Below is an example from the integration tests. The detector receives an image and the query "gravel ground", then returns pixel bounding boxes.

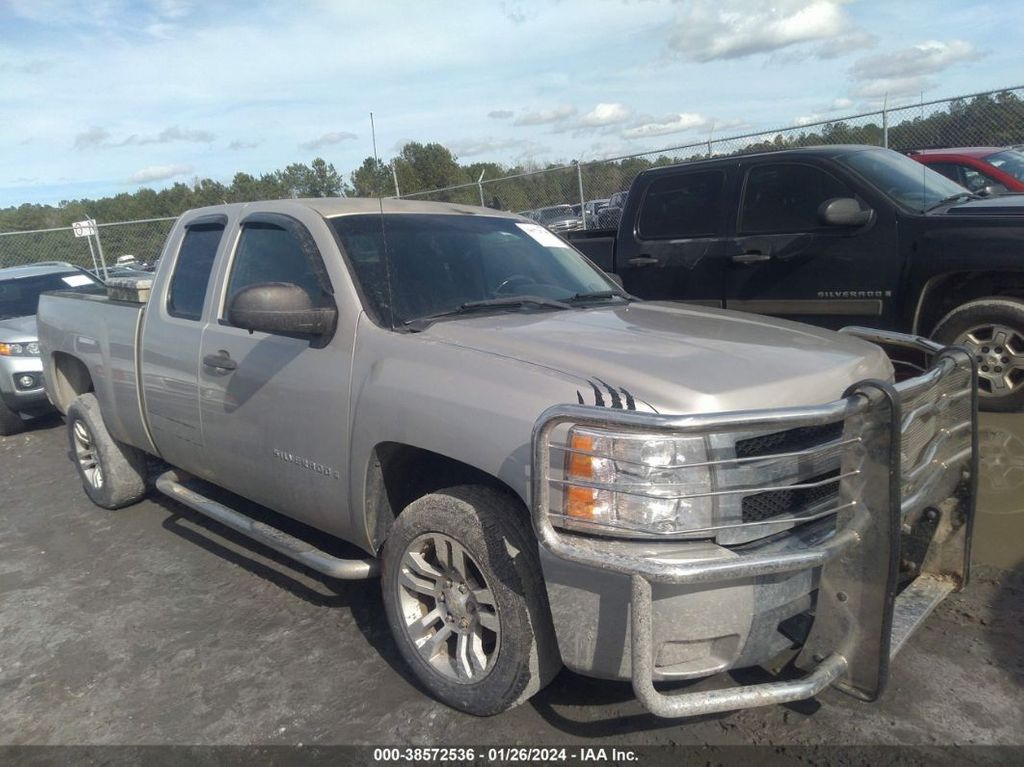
[1,412,1021,747]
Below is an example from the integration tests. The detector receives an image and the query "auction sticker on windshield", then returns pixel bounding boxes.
[62,274,93,287]
[516,222,569,249]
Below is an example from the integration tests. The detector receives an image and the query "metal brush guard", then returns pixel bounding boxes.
[531,328,978,718]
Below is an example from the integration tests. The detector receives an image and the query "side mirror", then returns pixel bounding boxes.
[228,282,336,337]
[979,184,1008,197]
[818,197,873,228]
[605,272,624,288]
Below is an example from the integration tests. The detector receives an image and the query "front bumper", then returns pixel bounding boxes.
[531,328,977,717]
[0,355,50,415]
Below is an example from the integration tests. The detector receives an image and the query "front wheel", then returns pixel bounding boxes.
[380,485,559,716]
[932,298,1024,412]
[66,393,148,509]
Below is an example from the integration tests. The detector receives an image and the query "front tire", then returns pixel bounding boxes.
[381,485,559,716]
[932,297,1024,412]
[66,393,148,509]
[0,398,25,436]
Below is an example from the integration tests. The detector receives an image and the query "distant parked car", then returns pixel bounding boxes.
[909,147,1024,194]
[596,190,628,229]
[583,198,609,228]
[0,262,104,435]
[534,204,583,233]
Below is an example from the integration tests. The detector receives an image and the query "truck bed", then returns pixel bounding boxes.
[36,292,154,453]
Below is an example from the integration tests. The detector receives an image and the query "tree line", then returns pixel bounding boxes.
[3,90,1022,235]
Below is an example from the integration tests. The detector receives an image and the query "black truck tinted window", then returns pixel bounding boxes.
[740,163,852,234]
[226,222,326,310]
[167,223,224,320]
[638,171,724,239]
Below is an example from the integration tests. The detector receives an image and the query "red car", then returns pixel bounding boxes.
[909,147,1024,194]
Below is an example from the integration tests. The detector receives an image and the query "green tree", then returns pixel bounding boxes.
[350,157,393,197]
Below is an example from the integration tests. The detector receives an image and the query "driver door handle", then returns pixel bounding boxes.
[203,351,237,371]
[731,251,771,265]
[628,256,659,267]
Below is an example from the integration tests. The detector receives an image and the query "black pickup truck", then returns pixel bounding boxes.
[569,144,1024,410]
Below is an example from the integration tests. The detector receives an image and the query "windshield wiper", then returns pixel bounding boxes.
[923,191,980,213]
[403,296,573,328]
[567,289,632,304]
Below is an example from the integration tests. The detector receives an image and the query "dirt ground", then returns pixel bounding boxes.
[1,412,1021,747]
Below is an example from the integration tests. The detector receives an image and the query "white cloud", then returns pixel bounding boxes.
[227,139,261,150]
[128,164,192,183]
[851,39,980,80]
[73,125,214,149]
[488,109,514,119]
[667,0,862,62]
[579,103,631,127]
[513,105,577,126]
[299,131,358,151]
[74,126,113,149]
[622,113,710,139]
[447,137,546,158]
[832,97,854,110]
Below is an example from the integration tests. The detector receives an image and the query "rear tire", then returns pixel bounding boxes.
[66,393,148,509]
[0,399,26,436]
[932,298,1024,412]
[380,485,560,716]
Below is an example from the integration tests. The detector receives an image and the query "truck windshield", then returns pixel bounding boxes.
[838,148,968,212]
[0,270,102,320]
[330,214,621,327]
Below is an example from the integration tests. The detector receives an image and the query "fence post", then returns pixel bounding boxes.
[477,170,486,207]
[91,219,109,280]
[576,161,586,230]
[882,93,889,148]
[391,163,401,197]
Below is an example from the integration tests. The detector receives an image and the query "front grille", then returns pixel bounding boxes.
[741,470,841,523]
[735,422,844,459]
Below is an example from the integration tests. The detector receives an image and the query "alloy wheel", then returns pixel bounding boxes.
[396,532,500,684]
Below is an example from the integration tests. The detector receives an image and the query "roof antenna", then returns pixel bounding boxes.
[370,111,397,329]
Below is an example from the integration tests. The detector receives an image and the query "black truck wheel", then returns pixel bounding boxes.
[66,393,148,509]
[380,485,559,716]
[0,398,25,436]
[932,298,1024,412]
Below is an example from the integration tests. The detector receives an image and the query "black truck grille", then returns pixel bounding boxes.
[734,421,844,459]
[741,470,841,523]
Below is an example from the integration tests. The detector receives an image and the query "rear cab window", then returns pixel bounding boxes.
[167,220,226,320]
[638,170,725,239]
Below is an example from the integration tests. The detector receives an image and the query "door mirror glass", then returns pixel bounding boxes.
[818,197,873,227]
[228,282,336,337]
[979,184,1008,197]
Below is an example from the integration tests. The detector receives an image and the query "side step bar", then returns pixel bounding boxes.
[155,471,379,580]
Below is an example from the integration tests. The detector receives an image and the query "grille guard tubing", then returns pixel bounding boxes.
[530,328,978,718]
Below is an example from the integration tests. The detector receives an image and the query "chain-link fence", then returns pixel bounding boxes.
[0,217,174,272]
[1,85,1021,267]
[400,85,1024,225]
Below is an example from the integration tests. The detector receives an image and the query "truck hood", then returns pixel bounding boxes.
[0,315,38,342]
[423,302,893,413]
[940,194,1024,217]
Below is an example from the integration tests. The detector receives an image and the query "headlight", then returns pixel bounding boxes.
[560,426,713,537]
[0,341,40,357]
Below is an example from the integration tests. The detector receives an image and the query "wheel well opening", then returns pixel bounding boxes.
[51,353,93,413]
[918,272,1024,336]
[366,443,523,552]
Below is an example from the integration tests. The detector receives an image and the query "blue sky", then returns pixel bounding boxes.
[1,0,1020,207]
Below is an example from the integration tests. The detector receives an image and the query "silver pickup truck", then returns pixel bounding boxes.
[37,199,977,718]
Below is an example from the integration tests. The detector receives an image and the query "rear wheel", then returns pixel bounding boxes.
[381,485,559,716]
[0,398,25,436]
[66,393,148,508]
[932,298,1024,412]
